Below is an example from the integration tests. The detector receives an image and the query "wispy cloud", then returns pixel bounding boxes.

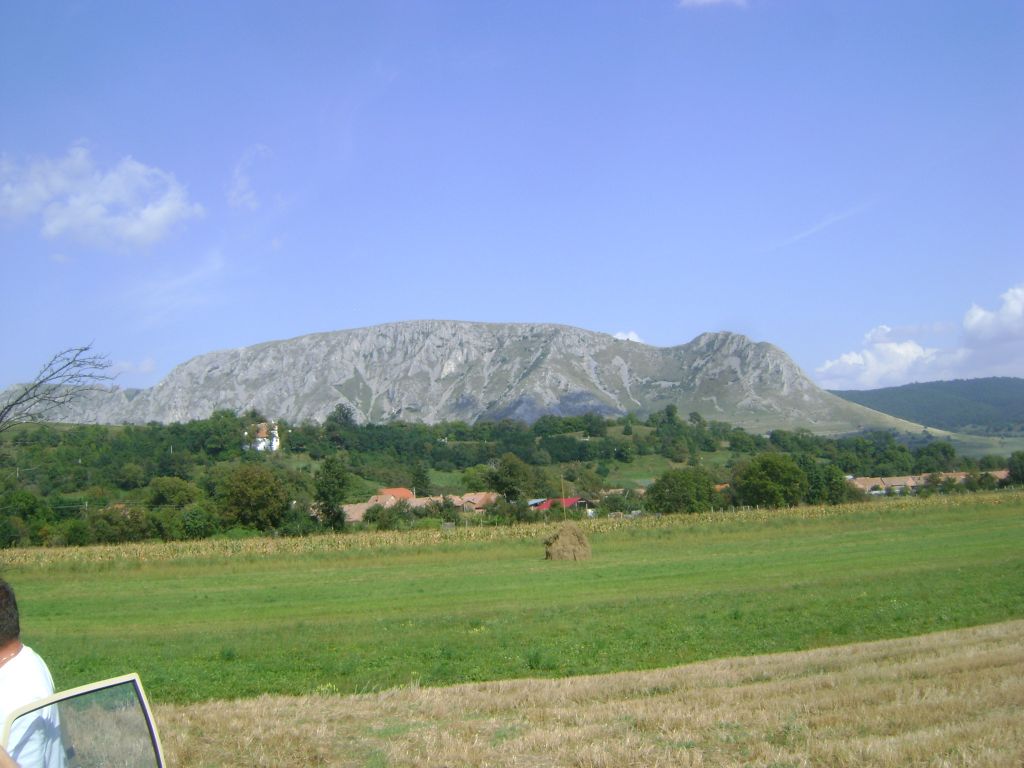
[227,144,271,211]
[613,330,645,343]
[770,203,871,252]
[133,250,226,325]
[816,283,1024,389]
[110,357,157,379]
[0,143,203,248]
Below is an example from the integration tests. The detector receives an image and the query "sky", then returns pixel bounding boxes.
[1,0,1022,393]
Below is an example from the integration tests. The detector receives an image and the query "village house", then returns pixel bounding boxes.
[848,469,1009,495]
[341,488,501,523]
[529,496,596,517]
[245,422,280,452]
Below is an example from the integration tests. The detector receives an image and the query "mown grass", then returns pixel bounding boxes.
[158,620,1024,767]
[3,493,1022,705]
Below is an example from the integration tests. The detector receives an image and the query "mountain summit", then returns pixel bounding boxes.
[58,320,904,433]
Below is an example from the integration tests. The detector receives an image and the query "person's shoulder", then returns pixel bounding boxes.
[10,645,55,692]
[16,644,44,665]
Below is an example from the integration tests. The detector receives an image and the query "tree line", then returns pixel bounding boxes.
[1,404,1020,548]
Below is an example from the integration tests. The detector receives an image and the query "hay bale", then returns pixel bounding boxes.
[544,522,591,561]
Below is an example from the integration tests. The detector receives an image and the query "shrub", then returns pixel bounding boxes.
[181,503,221,540]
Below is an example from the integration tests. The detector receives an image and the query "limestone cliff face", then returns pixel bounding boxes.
[55,320,897,433]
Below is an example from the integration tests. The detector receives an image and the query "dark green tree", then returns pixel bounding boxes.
[116,462,147,490]
[217,464,288,530]
[644,467,716,514]
[180,503,221,539]
[803,461,855,505]
[202,410,245,459]
[0,515,30,548]
[732,453,808,508]
[913,441,958,473]
[461,464,492,492]
[324,403,357,448]
[410,462,431,497]
[1008,451,1024,484]
[147,476,202,508]
[315,454,351,529]
[487,453,533,501]
[978,454,1006,471]
[580,413,608,437]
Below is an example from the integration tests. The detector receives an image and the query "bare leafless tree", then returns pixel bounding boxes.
[0,345,113,434]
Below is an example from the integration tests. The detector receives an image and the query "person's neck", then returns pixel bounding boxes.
[0,639,23,668]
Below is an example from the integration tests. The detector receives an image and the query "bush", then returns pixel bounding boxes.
[147,476,202,508]
[483,499,538,525]
[86,505,156,543]
[598,493,636,516]
[366,500,415,531]
[61,517,95,547]
[216,526,263,540]
[421,497,461,524]
[181,503,221,539]
[0,516,31,548]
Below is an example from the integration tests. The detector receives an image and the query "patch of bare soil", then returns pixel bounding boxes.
[158,620,1024,767]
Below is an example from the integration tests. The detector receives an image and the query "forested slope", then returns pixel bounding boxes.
[831,377,1024,434]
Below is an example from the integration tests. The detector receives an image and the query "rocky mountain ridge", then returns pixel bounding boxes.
[51,320,906,434]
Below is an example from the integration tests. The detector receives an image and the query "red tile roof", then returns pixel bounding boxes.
[378,487,414,500]
[535,497,582,511]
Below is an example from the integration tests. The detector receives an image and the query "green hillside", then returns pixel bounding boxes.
[831,377,1024,435]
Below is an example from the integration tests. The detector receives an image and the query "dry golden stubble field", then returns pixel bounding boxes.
[157,619,1023,768]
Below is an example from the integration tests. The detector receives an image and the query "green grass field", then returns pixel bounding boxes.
[602,453,684,487]
[4,493,1022,705]
[944,431,1024,458]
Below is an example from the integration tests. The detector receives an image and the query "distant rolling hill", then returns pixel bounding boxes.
[831,377,1024,434]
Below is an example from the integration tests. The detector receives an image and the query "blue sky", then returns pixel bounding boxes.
[2,0,1022,393]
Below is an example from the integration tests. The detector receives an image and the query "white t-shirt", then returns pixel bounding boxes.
[0,644,64,768]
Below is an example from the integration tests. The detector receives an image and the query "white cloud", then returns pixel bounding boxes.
[816,283,1024,389]
[227,144,270,211]
[817,331,947,389]
[963,284,1024,341]
[0,143,203,248]
[614,331,645,343]
[863,324,892,344]
[110,357,157,378]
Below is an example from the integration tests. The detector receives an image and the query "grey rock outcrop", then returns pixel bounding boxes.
[46,320,904,433]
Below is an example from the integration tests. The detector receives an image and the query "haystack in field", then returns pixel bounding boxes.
[544,522,591,561]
